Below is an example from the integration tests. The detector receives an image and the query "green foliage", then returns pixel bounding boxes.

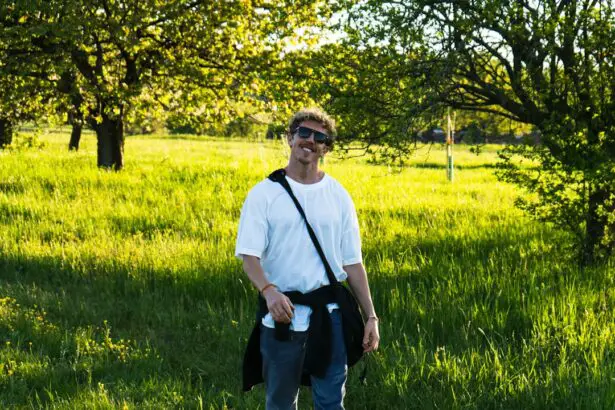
[0,130,614,407]
[0,73,57,147]
[222,117,268,140]
[277,43,444,166]
[5,131,47,151]
[498,142,615,263]
[342,0,615,264]
[0,0,338,166]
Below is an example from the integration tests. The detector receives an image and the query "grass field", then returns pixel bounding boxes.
[1,128,614,409]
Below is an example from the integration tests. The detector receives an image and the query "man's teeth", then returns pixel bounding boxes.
[302,147,313,152]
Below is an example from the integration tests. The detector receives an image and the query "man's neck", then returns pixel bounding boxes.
[285,161,323,184]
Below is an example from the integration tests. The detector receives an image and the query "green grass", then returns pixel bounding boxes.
[1,128,614,409]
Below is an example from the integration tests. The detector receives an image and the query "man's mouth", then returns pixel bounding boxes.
[301,147,314,153]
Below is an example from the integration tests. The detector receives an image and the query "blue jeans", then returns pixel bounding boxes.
[260,309,347,410]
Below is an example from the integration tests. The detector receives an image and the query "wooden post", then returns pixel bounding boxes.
[446,110,455,182]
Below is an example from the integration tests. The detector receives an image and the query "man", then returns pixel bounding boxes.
[236,108,379,409]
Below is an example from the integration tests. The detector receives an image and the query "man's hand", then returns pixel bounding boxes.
[363,317,380,353]
[263,287,295,324]
[242,255,295,323]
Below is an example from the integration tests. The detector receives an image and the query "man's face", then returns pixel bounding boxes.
[287,120,330,165]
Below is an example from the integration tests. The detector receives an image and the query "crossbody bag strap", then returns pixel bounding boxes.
[268,168,339,285]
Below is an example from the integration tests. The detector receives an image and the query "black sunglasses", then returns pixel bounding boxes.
[295,126,330,145]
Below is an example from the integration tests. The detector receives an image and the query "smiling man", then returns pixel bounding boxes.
[236,108,379,409]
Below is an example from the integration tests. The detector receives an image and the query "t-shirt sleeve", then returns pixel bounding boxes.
[235,186,269,259]
[340,190,362,266]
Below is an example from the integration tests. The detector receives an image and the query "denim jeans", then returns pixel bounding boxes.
[260,309,347,410]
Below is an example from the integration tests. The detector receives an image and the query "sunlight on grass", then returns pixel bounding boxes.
[1,129,614,408]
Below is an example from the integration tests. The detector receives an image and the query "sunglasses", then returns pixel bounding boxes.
[295,126,330,145]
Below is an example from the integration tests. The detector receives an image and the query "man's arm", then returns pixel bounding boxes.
[344,262,380,352]
[242,255,295,324]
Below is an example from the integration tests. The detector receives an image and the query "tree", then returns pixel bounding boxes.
[345,0,615,264]
[1,0,334,169]
[56,69,86,151]
[0,6,67,147]
[264,41,444,166]
[0,73,53,147]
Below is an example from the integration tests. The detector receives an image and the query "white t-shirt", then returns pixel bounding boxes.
[235,174,362,331]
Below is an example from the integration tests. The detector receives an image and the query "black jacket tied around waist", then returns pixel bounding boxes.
[242,282,363,391]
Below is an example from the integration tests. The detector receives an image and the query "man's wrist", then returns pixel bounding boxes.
[260,283,278,296]
[366,314,379,322]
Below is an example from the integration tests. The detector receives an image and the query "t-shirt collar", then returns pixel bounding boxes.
[285,173,329,191]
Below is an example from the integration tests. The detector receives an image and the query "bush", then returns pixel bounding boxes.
[6,132,46,151]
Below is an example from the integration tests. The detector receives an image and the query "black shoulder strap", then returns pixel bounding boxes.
[268,168,339,285]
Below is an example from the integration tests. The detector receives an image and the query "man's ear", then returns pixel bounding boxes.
[287,132,293,146]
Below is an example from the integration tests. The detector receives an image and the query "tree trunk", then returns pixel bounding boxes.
[67,88,84,151]
[69,121,82,151]
[0,118,13,148]
[94,110,124,170]
[583,187,613,265]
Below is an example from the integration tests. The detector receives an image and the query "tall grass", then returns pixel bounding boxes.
[0,129,614,409]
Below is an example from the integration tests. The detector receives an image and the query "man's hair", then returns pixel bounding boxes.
[288,108,337,145]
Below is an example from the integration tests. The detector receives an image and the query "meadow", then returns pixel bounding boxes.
[1,128,614,409]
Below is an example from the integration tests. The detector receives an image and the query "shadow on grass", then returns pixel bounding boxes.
[351,225,615,408]
[345,354,615,410]
[359,212,604,355]
[0,223,611,407]
[0,252,256,407]
[362,237,535,352]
